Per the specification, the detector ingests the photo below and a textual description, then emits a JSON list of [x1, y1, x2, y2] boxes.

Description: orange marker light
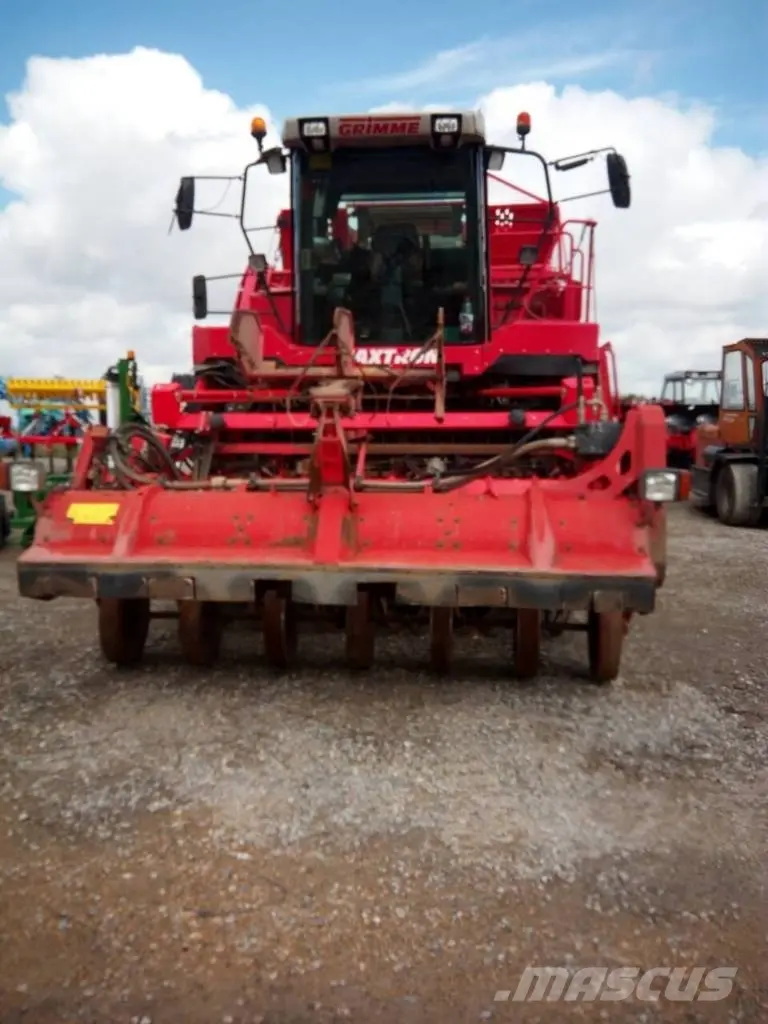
[[516, 111, 531, 136], [250, 116, 267, 139]]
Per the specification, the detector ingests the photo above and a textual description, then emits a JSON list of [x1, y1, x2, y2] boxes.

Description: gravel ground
[[0, 504, 766, 1023]]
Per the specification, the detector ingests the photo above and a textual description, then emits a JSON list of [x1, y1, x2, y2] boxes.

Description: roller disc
[[263, 589, 297, 669], [346, 590, 374, 670], [514, 608, 540, 679], [429, 607, 454, 674], [587, 608, 624, 683], [178, 601, 222, 667], [98, 597, 150, 667]]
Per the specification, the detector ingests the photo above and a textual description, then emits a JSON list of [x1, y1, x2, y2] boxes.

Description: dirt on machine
[[17, 109, 689, 681]]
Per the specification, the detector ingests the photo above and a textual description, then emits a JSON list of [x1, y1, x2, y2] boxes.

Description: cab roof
[[281, 111, 486, 150]]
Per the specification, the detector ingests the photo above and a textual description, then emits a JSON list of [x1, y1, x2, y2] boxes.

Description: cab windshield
[[294, 145, 483, 345], [660, 375, 722, 405]]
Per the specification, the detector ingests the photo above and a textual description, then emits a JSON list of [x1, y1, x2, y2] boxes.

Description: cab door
[[718, 347, 751, 447], [744, 348, 760, 448]]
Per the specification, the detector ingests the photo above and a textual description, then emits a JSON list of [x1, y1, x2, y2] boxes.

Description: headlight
[[640, 469, 681, 502], [433, 116, 459, 133], [10, 461, 45, 493], [664, 414, 689, 434], [300, 119, 328, 137]]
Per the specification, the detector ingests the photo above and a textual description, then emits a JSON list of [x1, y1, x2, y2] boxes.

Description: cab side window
[[722, 350, 745, 410], [745, 354, 756, 410]]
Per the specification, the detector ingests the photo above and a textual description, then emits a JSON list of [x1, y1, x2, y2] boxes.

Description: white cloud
[[329, 16, 659, 100], [351, 39, 638, 97], [0, 47, 766, 395], [479, 84, 768, 390], [0, 47, 286, 385]]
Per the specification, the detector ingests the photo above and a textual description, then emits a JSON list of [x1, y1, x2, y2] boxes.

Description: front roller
[[587, 607, 625, 683], [515, 608, 541, 679], [506, 605, 624, 683], [346, 589, 375, 670], [98, 597, 150, 667], [262, 588, 298, 668], [178, 600, 223, 666], [17, 472, 673, 681], [429, 608, 454, 674]]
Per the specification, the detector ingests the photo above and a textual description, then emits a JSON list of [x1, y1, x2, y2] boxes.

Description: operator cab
[[281, 112, 487, 346], [173, 108, 632, 353]]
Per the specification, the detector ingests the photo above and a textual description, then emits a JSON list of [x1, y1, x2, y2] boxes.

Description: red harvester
[[17, 109, 688, 681]]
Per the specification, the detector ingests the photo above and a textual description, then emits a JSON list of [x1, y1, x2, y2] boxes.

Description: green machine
[[5, 352, 143, 548]]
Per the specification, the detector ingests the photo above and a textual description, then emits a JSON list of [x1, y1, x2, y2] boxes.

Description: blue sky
[[0, 0, 763, 153]]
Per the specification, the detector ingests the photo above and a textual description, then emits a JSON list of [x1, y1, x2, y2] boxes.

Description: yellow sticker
[[66, 503, 120, 526]]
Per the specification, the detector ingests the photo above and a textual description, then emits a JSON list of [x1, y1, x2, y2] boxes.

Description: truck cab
[[690, 338, 768, 525]]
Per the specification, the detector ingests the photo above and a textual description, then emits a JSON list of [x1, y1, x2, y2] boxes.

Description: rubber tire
[[714, 463, 761, 527]]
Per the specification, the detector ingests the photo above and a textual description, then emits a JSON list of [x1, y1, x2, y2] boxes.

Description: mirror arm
[[238, 161, 262, 253], [188, 211, 240, 219], [550, 146, 616, 170], [483, 144, 555, 214], [556, 188, 612, 204]]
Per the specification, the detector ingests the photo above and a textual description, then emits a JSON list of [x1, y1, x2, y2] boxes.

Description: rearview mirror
[[486, 148, 505, 172], [606, 152, 631, 209], [175, 176, 196, 230], [248, 253, 268, 273], [192, 275, 207, 319], [260, 147, 288, 176]]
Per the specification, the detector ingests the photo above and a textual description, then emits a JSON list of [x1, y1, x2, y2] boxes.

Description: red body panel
[[24, 486, 653, 580], [193, 319, 601, 369], [190, 203, 605, 384], [18, 406, 669, 612]]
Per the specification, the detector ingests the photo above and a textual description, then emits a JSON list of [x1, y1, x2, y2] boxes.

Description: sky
[[0, 0, 765, 394]]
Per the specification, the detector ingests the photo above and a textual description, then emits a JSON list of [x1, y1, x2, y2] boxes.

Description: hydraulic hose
[[431, 400, 582, 493], [193, 359, 248, 390], [106, 421, 182, 488], [432, 437, 575, 493]]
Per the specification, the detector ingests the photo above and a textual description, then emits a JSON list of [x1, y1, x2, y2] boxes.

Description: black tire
[[714, 463, 761, 527]]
